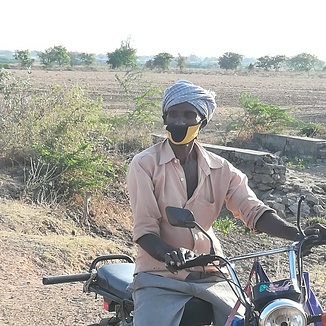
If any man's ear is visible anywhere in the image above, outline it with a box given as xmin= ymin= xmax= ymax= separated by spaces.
xmin=200 ymin=119 xmax=207 ymax=130
xmin=162 ymin=114 xmax=167 ymax=125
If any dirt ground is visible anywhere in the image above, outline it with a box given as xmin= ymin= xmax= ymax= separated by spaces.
xmin=1 ymin=68 xmax=326 ymax=325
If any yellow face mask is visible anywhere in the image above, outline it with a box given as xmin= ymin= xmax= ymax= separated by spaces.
xmin=166 ymin=123 xmax=201 ymax=145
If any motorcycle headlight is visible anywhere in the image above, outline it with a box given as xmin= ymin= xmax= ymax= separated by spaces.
xmin=259 ymin=299 xmax=307 ymax=326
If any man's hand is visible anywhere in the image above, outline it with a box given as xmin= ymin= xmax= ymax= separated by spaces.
xmin=304 ymin=223 xmax=326 ymax=237
xmin=164 ymin=247 xmax=196 ymax=274
xmin=300 ymin=223 xmax=326 ymax=256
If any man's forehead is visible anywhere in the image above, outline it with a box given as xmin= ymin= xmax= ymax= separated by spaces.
xmin=167 ymin=102 xmax=198 ymax=112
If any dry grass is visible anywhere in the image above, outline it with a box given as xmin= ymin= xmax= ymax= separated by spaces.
xmin=0 ymin=197 xmax=136 ymax=275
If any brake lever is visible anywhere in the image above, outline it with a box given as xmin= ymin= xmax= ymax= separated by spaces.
xmin=304 ymin=233 xmax=326 ymax=243
xmin=174 ymin=254 xmax=222 ymax=270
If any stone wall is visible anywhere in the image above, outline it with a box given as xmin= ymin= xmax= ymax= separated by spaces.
xmin=203 ymin=142 xmax=326 ymax=220
xmin=253 ymin=133 xmax=326 ymax=163
xmin=201 ymin=143 xmax=286 ymax=192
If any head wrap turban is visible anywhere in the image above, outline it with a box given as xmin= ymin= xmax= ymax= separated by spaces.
xmin=162 ymin=80 xmax=217 ymax=122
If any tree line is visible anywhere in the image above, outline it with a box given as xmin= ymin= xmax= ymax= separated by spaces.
xmin=7 ymin=38 xmax=326 ymax=72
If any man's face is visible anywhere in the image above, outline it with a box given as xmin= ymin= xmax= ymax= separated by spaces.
xmin=165 ymin=102 xmax=203 ymax=126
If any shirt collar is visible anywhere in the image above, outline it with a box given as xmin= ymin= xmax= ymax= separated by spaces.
xmin=159 ymin=139 xmax=224 ymax=171
xmin=195 ymin=141 xmax=224 ymax=174
xmin=159 ymin=139 xmax=176 ymax=165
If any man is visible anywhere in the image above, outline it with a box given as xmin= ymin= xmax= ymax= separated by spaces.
xmin=126 ymin=80 xmax=325 ymax=326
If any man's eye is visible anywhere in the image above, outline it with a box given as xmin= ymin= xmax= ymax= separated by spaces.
xmin=167 ymin=112 xmax=178 ymax=118
xmin=184 ymin=112 xmax=198 ymax=119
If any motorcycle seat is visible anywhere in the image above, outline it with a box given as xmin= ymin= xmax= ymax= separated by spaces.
xmin=96 ymin=263 xmax=135 ymax=300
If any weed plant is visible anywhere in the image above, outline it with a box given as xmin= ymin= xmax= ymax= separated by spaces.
xmin=213 ymin=216 xmax=237 ymax=234
xmin=284 ymin=156 xmax=314 ymax=171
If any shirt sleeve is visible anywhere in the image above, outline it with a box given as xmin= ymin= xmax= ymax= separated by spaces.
xmin=224 ymin=164 xmax=275 ymax=230
xmin=127 ymin=154 xmax=162 ymax=243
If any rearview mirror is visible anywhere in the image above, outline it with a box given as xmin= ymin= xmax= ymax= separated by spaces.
xmin=165 ymin=206 xmax=196 ymax=228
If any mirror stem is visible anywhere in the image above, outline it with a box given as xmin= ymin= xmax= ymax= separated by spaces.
xmin=194 ymin=222 xmax=215 ymax=255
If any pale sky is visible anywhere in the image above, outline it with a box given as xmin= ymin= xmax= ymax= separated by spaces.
xmin=1 ymin=0 xmax=325 ymax=59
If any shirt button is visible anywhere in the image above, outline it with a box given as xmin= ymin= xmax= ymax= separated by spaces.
xmin=174 ymin=159 xmax=178 ymax=164
xmin=180 ymin=177 xmax=184 ymax=182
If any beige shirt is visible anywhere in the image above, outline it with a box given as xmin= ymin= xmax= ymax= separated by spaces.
xmin=127 ymin=139 xmax=273 ymax=280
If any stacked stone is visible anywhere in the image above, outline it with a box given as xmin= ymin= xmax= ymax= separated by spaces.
xmin=202 ymin=143 xmax=326 ymax=221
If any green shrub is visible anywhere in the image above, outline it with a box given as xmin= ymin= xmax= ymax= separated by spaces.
xmin=299 ymin=122 xmax=325 ymax=137
xmin=0 ymin=63 xmax=10 ymax=69
xmin=0 ymin=70 xmax=115 ymax=203
xmin=107 ymin=86 xmax=161 ymax=153
xmin=106 ymin=70 xmax=162 ymax=154
xmin=226 ymin=92 xmax=296 ymax=143
xmin=0 ymin=69 xmax=161 ymax=205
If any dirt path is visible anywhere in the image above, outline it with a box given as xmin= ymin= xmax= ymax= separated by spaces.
xmin=0 ymin=231 xmax=106 ymax=325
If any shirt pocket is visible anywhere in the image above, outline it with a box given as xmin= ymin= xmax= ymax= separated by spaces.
xmin=188 ymin=199 xmax=218 ymax=231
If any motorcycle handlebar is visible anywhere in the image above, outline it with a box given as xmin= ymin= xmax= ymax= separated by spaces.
xmin=43 ymin=272 xmax=92 ymax=285
xmin=173 ymin=237 xmax=326 ymax=270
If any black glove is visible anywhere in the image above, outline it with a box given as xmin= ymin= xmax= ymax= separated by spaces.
xmin=164 ymin=247 xmax=196 ymax=274
xmin=305 ymin=223 xmax=326 ymax=237
xmin=299 ymin=223 xmax=326 ymax=256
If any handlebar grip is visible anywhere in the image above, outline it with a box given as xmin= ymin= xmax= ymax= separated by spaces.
xmin=43 ymin=272 xmax=92 ymax=285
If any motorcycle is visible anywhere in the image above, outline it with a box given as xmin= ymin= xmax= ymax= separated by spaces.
xmin=43 ymin=196 xmax=326 ymax=326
